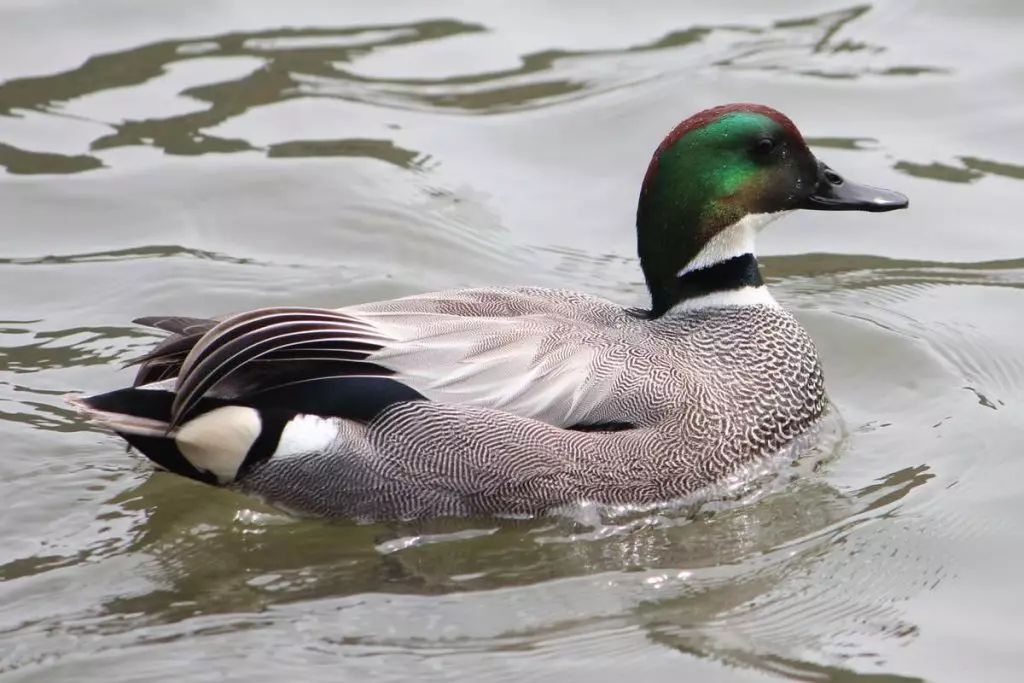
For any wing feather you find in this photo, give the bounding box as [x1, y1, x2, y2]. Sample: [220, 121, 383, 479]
[133, 316, 217, 336]
[133, 288, 638, 429]
[178, 307, 382, 379]
[170, 311, 394, 426]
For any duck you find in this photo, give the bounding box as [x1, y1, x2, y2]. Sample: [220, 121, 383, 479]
[68, 103, 908, 521]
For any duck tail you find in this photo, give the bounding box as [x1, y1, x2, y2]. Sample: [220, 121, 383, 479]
[67, 388, 264, 487]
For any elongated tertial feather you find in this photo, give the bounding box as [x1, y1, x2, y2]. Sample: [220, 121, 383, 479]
[65, 395, 177, 437]
[169, 309, 395, 426]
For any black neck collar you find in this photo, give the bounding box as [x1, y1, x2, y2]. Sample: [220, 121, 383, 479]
[646, 253, 763, 318]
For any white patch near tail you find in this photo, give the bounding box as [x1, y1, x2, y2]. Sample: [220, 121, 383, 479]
[275, 414, 342, 459]
[175, 406, 262, 484]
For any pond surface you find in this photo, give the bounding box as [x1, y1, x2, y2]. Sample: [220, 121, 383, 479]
[1, 1, 1023, 681]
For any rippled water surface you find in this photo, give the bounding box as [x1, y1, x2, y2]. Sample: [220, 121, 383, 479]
[2, 1, 1023, 680]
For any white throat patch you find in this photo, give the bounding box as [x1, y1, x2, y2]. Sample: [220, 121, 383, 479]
[677, 211, 788, 277]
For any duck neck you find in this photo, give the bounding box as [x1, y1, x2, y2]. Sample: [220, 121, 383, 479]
[671, 252, 765, 308]
[641, 213, 780, 317]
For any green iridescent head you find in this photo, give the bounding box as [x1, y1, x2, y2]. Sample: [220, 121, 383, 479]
[636, 103, 908, 315]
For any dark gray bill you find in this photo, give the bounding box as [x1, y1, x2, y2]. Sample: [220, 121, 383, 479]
[801, 161, 909, 212]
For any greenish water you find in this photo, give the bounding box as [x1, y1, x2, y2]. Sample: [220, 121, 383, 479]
[2, 1, 1023, 681]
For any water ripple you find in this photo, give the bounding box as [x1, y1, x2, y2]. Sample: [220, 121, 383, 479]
[0, 6, 948, 175]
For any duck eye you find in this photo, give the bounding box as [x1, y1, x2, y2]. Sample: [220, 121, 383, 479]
[752, 137, 776, 156]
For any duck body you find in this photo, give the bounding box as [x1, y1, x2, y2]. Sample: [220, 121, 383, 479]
[71, 104, 906, 521]
[251, 295, 823, 520]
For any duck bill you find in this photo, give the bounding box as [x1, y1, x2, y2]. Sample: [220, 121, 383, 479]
[800, 161, 909, 212]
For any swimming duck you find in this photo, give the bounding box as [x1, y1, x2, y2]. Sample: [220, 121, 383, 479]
[69, 103, 908, 521]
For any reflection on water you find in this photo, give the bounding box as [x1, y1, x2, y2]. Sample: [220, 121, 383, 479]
[2, 0, 1024, 681]
[0, 440, 928, 677]
[895, 156, 1024, 184]
[0, 141, 102, 175]
[0, 5, 952, 176]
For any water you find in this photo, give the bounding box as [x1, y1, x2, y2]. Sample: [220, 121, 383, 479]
[1, 1, 1023, 680]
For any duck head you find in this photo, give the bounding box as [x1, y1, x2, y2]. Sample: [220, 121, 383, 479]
[637, 103, 908, 316]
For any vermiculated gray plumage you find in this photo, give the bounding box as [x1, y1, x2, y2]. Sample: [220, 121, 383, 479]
[115, 287, 825, 519]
